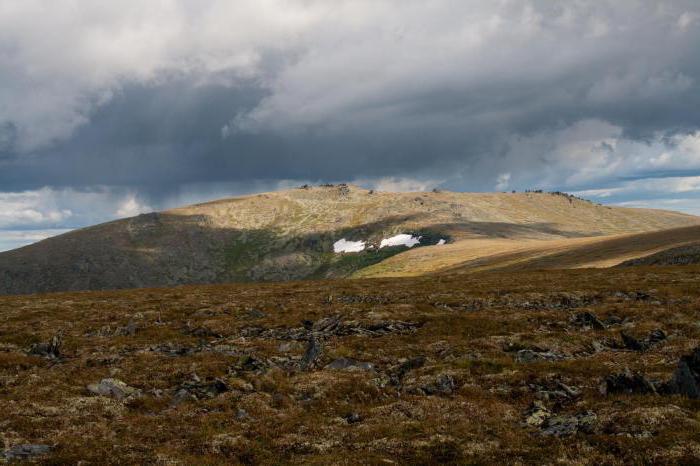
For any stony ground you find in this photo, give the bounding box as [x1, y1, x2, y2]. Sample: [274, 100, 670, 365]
[1, 266, 700, 464]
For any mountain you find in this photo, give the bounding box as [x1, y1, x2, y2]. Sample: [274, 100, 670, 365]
[1, 184, 699, 294]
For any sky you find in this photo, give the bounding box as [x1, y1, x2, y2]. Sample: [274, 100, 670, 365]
[2, 0, 700, 251]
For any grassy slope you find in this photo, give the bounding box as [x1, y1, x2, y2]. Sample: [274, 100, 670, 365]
[357, 225, 700, 278]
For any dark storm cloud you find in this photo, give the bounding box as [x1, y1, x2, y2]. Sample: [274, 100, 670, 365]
[2, 0, 700, 251]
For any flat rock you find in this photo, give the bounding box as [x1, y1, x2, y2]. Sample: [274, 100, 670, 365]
[324, 357, 375, 371]
[2, 444, 51, 460]
[665, 346, 700, 398]
[87, 378, 143, 401]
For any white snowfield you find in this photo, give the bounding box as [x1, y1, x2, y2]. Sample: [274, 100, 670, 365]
[380, 234, 421, 249]
[333, 238, 366, 253]
[437, 239, 446, 245]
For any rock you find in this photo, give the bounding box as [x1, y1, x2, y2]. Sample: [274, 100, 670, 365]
[421, 373, 456, 395]
[524, 402, 597, 436]
[312, 315, 342, 334]
[113, 320, 139, 336]
[599, 369, 657, 396]
[620, 332, 645, 351]
[231, 354, 268, 373]
[524, 401, 551, 427]
[647, 329, 667, 346]
[300, 336, 323, 370]
[589, 339, 609, 353]
[604, 315, 623, 326]
[235, 408, 249, 420]
[389, 356, 426, 386]
[2, 444, 51, 460]
[324, 357, 375, 371]
[532, 380, 581, 402]
[343, 412, 362, 424]
[278, 342, 299, 353]
[87, 378, 143, 400]
[665, 346, 700, 398]
[245, 308, 266, 319]
[620, 329, 667, 351]
[174, 376, 230, 403]
[171, 388, 198, 406]
[572, 312, 606, 330]
[541, 415, 579, 436]
[183, 323, 221, 338]
[29, 334, 62, 359]
[541, 412, 597, 437]
[515, 349, 565, 363]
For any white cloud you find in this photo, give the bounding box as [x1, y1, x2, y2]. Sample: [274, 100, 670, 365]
[0, 190, 73, 228]
[495, 173, 511, 191]
[116, 195, 152, 218]
[360, 177, 440, 192]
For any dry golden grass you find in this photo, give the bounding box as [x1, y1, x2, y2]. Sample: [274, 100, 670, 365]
[355, 225, 700, 278]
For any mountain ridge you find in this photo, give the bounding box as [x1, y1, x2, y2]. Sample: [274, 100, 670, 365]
[1, 184, 699, 295]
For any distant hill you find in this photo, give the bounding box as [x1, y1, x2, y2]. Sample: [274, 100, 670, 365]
[1, 184, 699, 294]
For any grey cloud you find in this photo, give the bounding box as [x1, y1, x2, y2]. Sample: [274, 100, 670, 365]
[1, 0, 700, 240]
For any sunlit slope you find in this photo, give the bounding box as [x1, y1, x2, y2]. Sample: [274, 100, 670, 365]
[356, 225, 700, 278]
[1, 184, 698, 294]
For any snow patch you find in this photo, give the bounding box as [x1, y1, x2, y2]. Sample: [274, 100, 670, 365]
[333, 238, 366, 253]
[437, 239, 446, 245]
[380, 234, 421, 249]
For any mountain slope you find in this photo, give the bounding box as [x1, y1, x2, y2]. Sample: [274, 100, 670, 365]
[355, 225, 700, 278]
[1, 184, 699, 294]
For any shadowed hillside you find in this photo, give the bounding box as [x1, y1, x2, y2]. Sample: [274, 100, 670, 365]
[1, 184, 699, 294]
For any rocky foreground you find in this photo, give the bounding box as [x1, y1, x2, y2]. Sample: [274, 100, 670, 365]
[1, 267, 700, 464]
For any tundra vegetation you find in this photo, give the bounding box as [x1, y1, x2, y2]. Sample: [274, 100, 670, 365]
[1, 265, 700, 464]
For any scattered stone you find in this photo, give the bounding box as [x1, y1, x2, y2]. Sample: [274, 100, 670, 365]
[173, 375, 229, 403]
[620, 329, 667, 351]
[87, 378, 143, 401]
[183, 323, 222, 339]
[2, 444, 51, 460]
[389, 356, 426, 386]
[515, 349, 566, 363]
[599, 369, 657, 396]
[324, 357, 375, 371]
[148, 343, 199, 357]
[524, 402, 597, 436]
[530, 380, 581, 402]
[343, 412, 362, 424]
[664, 346, 700, 398]
[312, 315, 342, 334]
[300, 336, 323, 370]
[230, 354, 268, 373]
[278, 341, 299, 353]
[571, 312, 606, 330]
[210, 344, 240, 356]
[604, 315, 623, 326]
[524, 401, 551, 427]
[541, 412, 597, 436]
[235, 408, 249, 420]
[29, 333, 62, 359]
[245, 308, 267, 319]
[419, 373, 457, 396]
[588, 339, 609, 353]
[620, 332, 645, 351]
[113, 320, 139, 336]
